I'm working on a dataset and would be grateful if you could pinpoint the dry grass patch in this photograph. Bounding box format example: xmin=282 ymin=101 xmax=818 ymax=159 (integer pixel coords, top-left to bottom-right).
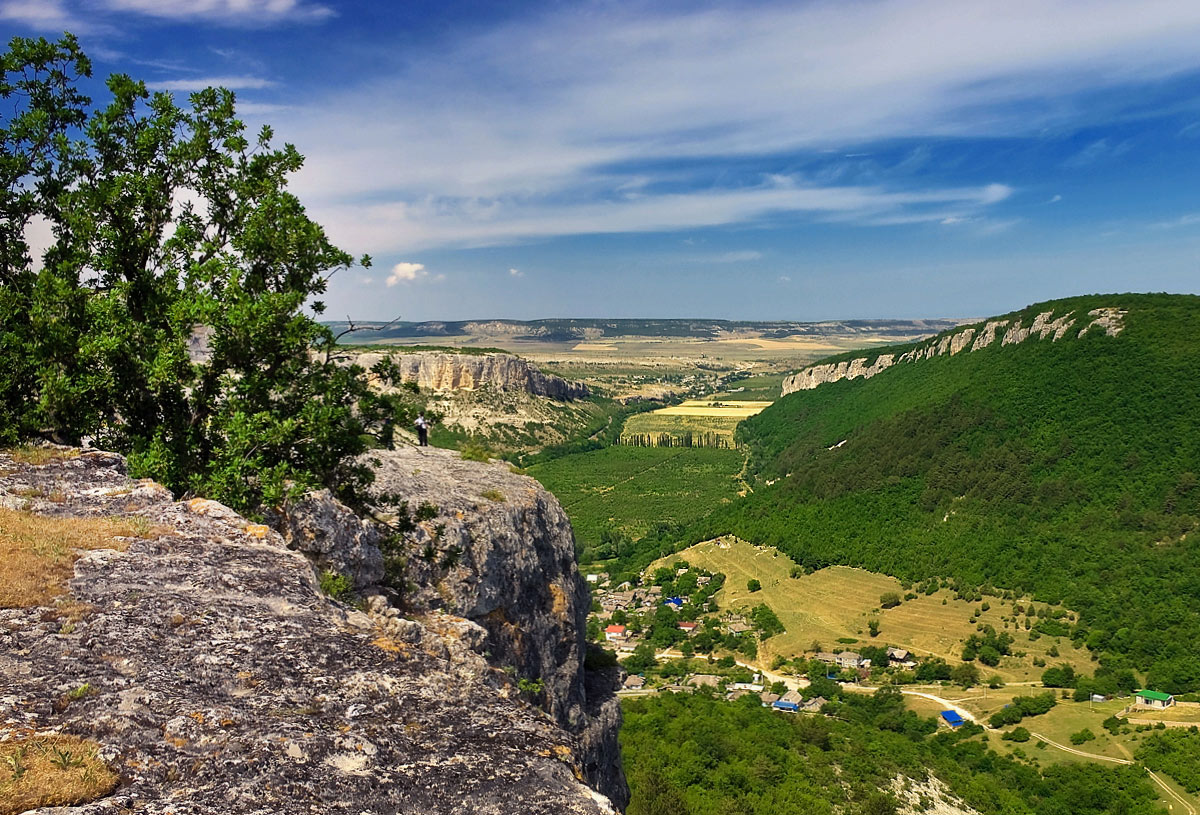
xmin=656 ymin=537 xmax=1089 ymax=680
xmin=0 ymin=734 xmax=118 ymax=814
xmin=4 ymin=446 xmax=79 ymax=466
xmin=0 ymin=507 xmax=150 ymax=608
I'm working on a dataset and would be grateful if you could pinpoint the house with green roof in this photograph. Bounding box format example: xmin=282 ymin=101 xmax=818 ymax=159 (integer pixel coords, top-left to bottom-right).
xmin=1134 ymin=689 xmax=1175 ymax=709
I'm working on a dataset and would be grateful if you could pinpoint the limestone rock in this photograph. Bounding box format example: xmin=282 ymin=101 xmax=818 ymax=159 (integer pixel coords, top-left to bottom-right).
xmin=353 ymin=351 xmax=590 ymax=401
xmin=782 ymin=306 xmax=1126 ymax=395
xmin=266 ymin=488 xmax=385 ymax=592
xmin=0 ymin=450 xmax=615 ymax=814
xmin=364 ymin=446 xmax=629 ymax=808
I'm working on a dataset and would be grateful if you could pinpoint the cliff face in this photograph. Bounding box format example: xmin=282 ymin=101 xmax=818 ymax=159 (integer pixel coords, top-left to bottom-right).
xmin=363 ymin=447 xmax=628 ymax=808
xmin=0 ymin=449 xmax=619 ymax=814
xmin=355 ymin=351 xmax=590 ymax=401
xmin=782 ymin=307 xmax=1126 ymax=394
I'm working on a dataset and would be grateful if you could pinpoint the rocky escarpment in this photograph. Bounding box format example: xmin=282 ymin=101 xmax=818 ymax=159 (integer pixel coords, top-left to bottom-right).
xmin=782 ymin=307 xmax=1127 ymax=394
xmin=0 ymin=450 xmax=617 ymax=814
xmin=360 ymin=448 xmax=628 ymax=808
xmin=355 ymin=351 xmax=590 ymax=401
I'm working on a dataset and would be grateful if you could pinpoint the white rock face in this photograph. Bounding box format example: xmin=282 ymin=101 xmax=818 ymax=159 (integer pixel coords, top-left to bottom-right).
xmin=782 ymin=307 xmax=1126 ymax=395
xmin=352 ymin=351 xmax=590 ymax=400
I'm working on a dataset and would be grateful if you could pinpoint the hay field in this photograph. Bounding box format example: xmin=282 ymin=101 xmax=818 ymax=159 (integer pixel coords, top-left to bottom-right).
xmin=621 ymin=400 xmax=771 ymax=444
xmin=655 ymin=400 xmax=772 ymax=417
xmin=654 ymin=537 xmax=1092 ymax=681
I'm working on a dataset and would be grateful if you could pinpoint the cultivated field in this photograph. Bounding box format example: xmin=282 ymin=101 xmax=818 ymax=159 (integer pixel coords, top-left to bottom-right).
xmin=655 ymin=537 xmax=1092 ymax=682
xmin=621 ymin=400 xmax=772 ymax=446
xmin=527 ymin=447 xmax=743 ymax=551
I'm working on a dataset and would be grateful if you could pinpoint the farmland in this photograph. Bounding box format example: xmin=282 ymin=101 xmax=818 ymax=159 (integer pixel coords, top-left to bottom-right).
xmin=526 ymin=446 xmax=743 ymax=557
xmin=620 ymin=400 xmax=772 ymax=447
xmin=654 ymin=537 xmax=1092 ymax=682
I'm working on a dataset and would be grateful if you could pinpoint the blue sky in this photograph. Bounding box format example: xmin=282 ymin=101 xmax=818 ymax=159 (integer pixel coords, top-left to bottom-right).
xmin=6 ymin=0 xmax=1200 ymax=321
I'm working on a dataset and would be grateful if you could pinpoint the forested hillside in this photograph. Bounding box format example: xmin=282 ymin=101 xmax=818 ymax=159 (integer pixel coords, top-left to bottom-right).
xmin=693 ymin=294 xmax=1200 ymax=690
xmin=622 ymin=690 xmax=1162 ymax=815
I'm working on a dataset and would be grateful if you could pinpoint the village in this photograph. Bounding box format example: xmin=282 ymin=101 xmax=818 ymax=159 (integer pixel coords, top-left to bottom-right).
xmin=587 ymin=561 xmax=925 ymax=715
xmin=585 ymin=561 xmax=1192 ymax=740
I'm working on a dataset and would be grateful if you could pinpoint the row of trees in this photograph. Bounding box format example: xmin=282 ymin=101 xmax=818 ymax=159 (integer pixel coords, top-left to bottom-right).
xmin=1 ymin=35 xmax=396 ymax=511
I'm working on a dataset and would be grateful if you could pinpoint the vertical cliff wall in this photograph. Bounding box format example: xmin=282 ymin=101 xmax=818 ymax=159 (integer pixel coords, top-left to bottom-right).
xmin=354 ymin=351 xmax=590 ymax=400
xmin=362 ymin=447 xmax=629 ymax=809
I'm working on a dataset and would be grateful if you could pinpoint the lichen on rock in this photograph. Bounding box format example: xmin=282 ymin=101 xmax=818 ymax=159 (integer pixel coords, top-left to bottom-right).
xmin=0 ymin=448 xmax=619 ymax=814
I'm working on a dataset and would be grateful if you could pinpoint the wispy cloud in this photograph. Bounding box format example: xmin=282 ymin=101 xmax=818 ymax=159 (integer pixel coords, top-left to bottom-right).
xmin=0 ymin=0 xmax=84 ymax=31
xmin=101 ymin=0 xmax=333 ymax=24
xmin=1063 ymin=138 xmax=1134 ymax=168
xmin=269 ymin=0 xmax=1200 ymax=253
xmin=1150 ymin=212 xmax=1200 ymax=230
xmin=508 ymin=268 xmax=523 ymax=277
xmin=146 ymin=76 xmax=276 ymax=92
xmin=709 ymin=250 xmax=763 ymax=263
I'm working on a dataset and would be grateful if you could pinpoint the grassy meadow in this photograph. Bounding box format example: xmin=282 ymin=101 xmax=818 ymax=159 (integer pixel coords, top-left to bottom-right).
xmin=655 ymin=537 xmax=1092 ymax=682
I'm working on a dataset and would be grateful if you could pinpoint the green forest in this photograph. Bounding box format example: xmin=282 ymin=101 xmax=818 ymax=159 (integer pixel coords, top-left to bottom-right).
xmin=622 ymin=689 xmax=1163 ymax=815
xmin=678 ymin=294 xmax=1200 ymax=691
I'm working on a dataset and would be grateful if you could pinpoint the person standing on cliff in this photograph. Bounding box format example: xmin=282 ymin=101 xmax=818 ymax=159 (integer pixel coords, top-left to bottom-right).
xmin=415 ymin=413 xmax=429 ymax=447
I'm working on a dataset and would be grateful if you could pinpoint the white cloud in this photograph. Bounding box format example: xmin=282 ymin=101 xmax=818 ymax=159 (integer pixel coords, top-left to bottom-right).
xmin=508 ymin=268 xmax=523 ymax=277
xmin=1048 ymin=194 xmax=1063 ymax=204
xmin=146 ymin=76 xmax=276 ymax=92
xmin=386 ymin=262 xmax=428 ymax=286
xmin=778 ymin=275 xmax=792 ymax=283
xmin=100 ymin=0 xmax=333 ymax=23
xmin=0 ymin=0 xmax=83 ymax=30
xmin=274 ymin=0 xmax=1200 ymax=253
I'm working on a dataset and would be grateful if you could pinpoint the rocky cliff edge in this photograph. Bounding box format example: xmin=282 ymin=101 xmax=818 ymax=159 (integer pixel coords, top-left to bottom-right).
xmin=355 ymin=352 xmax=590 ymax=401
xmin=0 ymin=448 xmax=618 ymax=814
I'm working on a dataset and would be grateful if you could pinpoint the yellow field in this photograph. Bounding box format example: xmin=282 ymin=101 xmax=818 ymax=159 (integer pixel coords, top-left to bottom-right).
xmin=655 ymin=537 xmax=1092 ymax=681
xmin=655 ymin=400 xmax=772 ymax=417
xmin=621 ymin=400 xmax=771 ymax=444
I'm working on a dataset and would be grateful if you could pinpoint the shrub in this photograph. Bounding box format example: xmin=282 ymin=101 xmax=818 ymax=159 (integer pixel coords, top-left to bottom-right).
xmin=747 ymin=579 xmax=762 ymax=592
xmin=319 ymin=570 xmax=354 ymax=602
xmin=1003 ymin=727 xmax=1032 ymax=742
xmin=1070 ymin=728 xmax=1096 ymax=745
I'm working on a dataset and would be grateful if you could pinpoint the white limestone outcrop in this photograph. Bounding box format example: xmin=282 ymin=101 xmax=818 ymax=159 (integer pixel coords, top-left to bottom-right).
xmin=782 ymin=308 xmax=1126 ymax=395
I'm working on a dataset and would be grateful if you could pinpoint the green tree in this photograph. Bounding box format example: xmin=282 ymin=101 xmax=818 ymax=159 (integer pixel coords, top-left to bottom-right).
xmin=747 ymin=578 xmax=762 ymax=592
xmin=1 ymin=35 xmax=392 ymax=511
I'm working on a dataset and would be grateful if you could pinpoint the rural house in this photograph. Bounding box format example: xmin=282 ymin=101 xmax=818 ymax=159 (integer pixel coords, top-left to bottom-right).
xmin=622 ymin=675 xmax=646 ymax=690
xmin=688 ymin=674 xmax=721 ymax=688
xmin=604 ymin=624 xmax=627 ymax=642
xmin=800 ymin=696 xmax=827 ymax=713
xmin=1134 ymin=689 xmax=1176 ymax=709
xmin=677 ymin=621 xmax=699 ymax=634
xmin=836 ymin=651 xmax=862 ymax=669
xmin=727 ymin=622 xmax=752 ymax=636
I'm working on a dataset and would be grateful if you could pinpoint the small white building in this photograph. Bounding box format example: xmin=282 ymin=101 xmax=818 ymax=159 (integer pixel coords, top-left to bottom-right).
xmin=1135 ymin=689 xmax=1176 ymax=709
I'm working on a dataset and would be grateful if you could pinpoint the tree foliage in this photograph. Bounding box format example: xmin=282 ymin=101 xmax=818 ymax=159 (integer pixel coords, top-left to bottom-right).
xmin=1 ymin=35 xmax=394 ymax=511
xmin=622 ymin=691 xmax=1161 ymax=815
